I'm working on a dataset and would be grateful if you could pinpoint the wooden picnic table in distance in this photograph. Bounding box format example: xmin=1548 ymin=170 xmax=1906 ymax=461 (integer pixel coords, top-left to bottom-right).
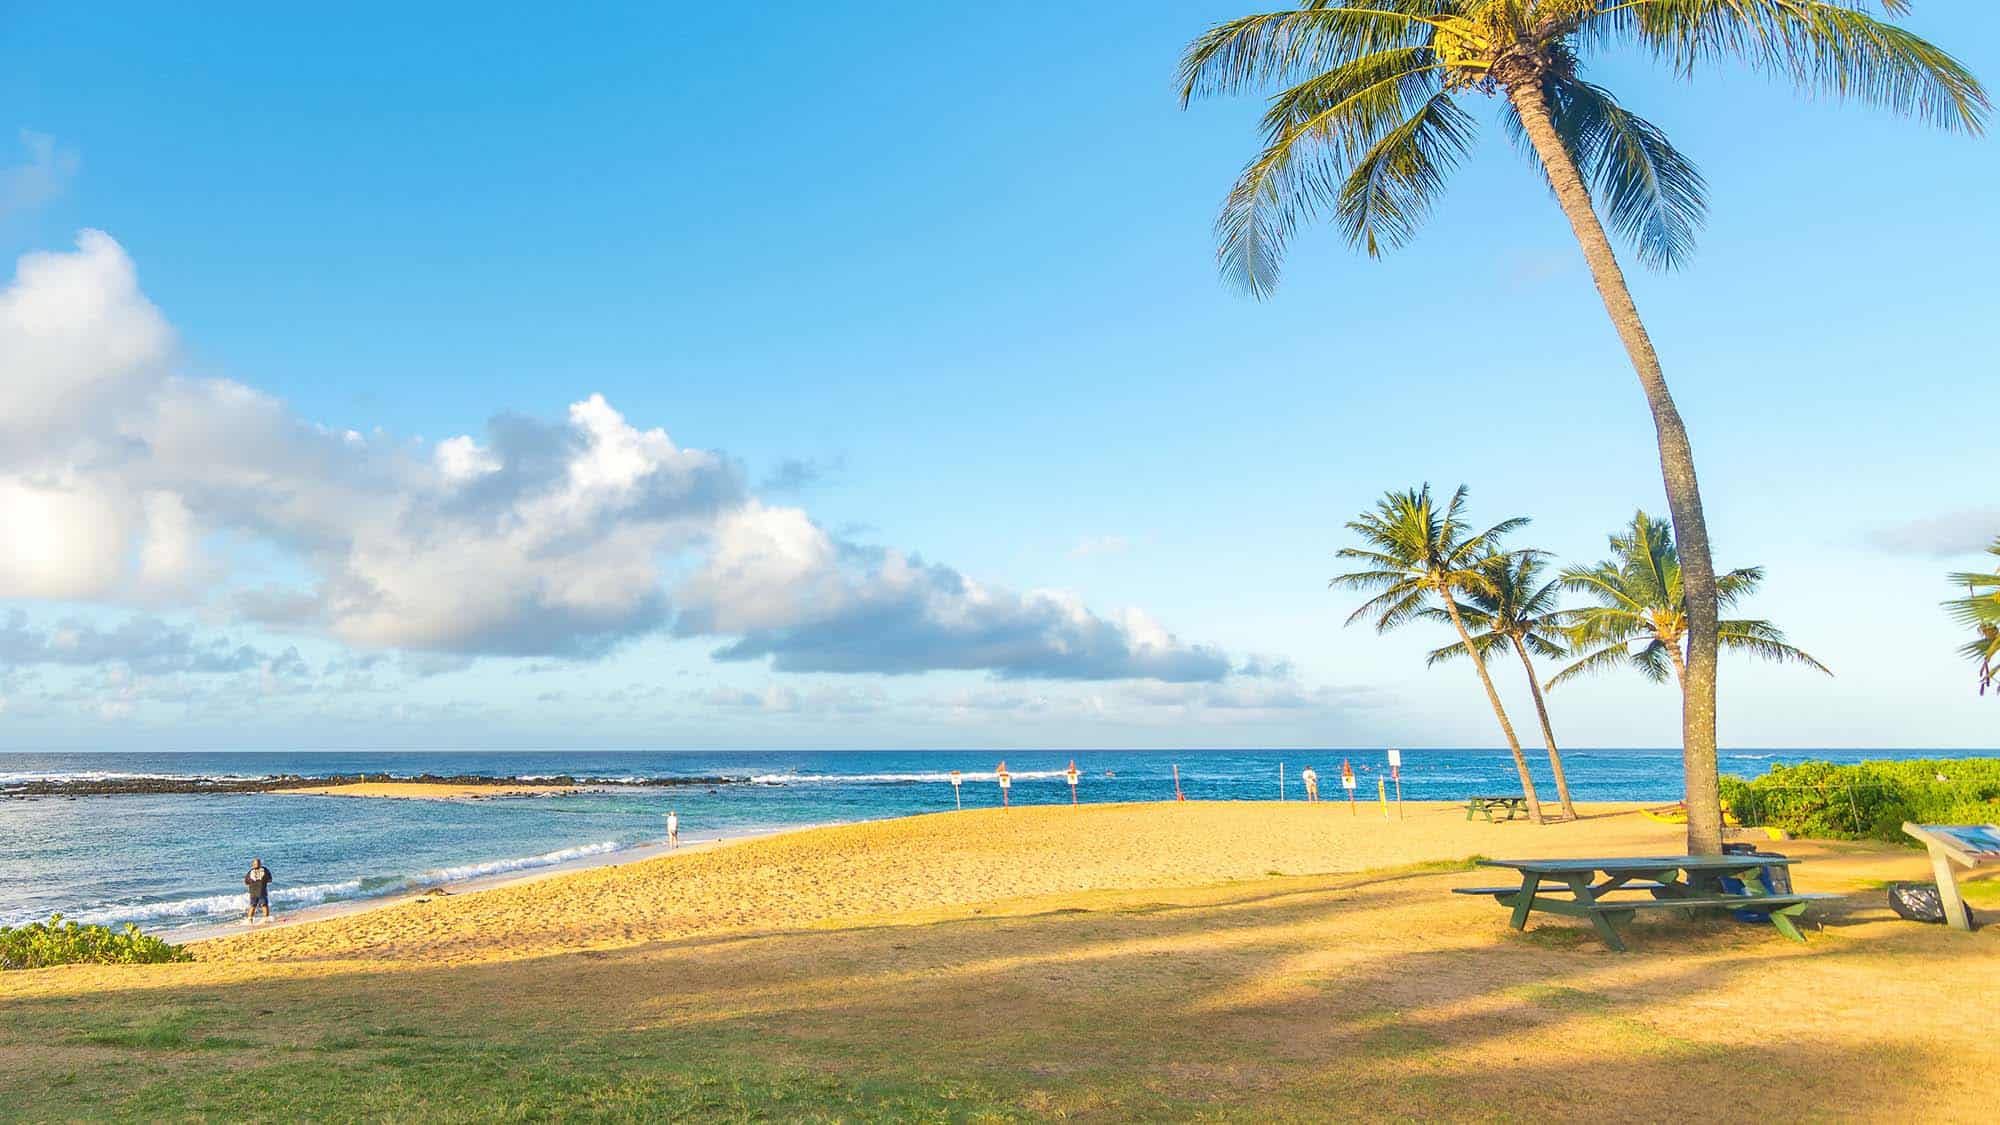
xmin=1465 ymin=796 xmax=1532 ymax=822
xmin=1453 ymin=855 xmax=1838 ymax=952
xmin=1902 ymin=823 xmax=2000 ymax=932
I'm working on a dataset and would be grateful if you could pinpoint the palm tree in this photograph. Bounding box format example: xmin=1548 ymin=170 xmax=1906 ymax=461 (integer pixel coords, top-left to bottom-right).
xmin=1332 ymin=485 xmax=1544 ymax=823
xmin=1178 ymin=3 xmax=1985 ymax=854
xmin=1552 ymin=512 xmax=1830 ymax=691
xmin=1424 ymin=550 xmax=1576 ymax=819
xmin=1945 ymin=537 xmax=2000 ymax=695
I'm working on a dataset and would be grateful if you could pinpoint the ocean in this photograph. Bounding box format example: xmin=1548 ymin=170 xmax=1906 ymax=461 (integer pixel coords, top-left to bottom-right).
xmin=0 ymin=748 xmax=1985 ymax=934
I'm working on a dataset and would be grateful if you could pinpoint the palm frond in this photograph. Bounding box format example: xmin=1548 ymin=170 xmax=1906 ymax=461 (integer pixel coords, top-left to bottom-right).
xmin=1631 ymin=637 xmax=1676 ymax=682
xmin=1505 ymin=75 xmax=1708 ymax=270
xmin=1611 ymin=0 xmax=1990 ymax=132
xmin=1713 ymin=565 xmax=1765 ymax=610
xmin=1559 ymin=562 xmax=1648 ymax=614
xmin=1336 ymin=90 xmax=1478 ymax=257
xmin=1215 ymin=50 xmax=1451 ymax=294
xmin=1178 ymin=5 xmax=1440 ymax=106
xmin=1425 ymin=627 xmax=1512 ymax=667
xmin=1718 ymin=619 xmax=1833 ymax=675
xmin=1547 ymin=640 xmax=1642 ymax=688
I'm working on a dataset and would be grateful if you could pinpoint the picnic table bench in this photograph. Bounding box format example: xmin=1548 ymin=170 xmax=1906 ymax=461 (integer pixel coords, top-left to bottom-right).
xmin=1465 ymin=796 xmax=1532 ymax=822
xmin=1902 ymin=823 xmax=2000 ymax=932
xmin=1453 ymin=856 xmax=1838 ymax=952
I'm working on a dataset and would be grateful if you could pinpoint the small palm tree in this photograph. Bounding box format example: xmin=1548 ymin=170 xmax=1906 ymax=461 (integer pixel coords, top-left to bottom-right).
xmin=1553 ymin=512 xmax=1830 ymax=689
xmin=1945 ymin=537 xmax=2000 ymax=695
xmin=1179 ymin=1 xmax=1984 ymax=853
xmin=1332 ymin=485 xmax=1545 ymax=823
xmin=1424 ymin=550 xmax=1576 ymax=819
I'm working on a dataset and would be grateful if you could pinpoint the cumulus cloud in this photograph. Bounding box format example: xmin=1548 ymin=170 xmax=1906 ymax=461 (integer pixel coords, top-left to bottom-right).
xmin=0 ymin=231 xmax=1251 ymax=683
xmin=1866 ymin=509 xmax=2000 ymax=558
xmin=675 ymin=503 xmax=1233 ymax=681
xmin=1 ymin=233 xmax=743 ymax=657
xmin=1 ymin=130 xmax=78 ymax=217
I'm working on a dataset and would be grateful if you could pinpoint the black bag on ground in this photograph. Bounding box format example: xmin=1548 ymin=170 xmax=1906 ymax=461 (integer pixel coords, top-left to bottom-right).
xmin=1888 ymin=881 xmax=1947 ymax=924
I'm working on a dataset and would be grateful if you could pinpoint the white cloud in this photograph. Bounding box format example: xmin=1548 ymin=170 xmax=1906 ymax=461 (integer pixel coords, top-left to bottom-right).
xmin=0 ymin=229 xmax=171 ymax=449
xmin=0 ymin=475 xmax=131 ymax=598
xmin=0 ymin=231 xmax=1252 ymax=682
xmin=676 ymin=504 xmax=1232 ymax=681
xmin=0 ymin=130 xmax=79 ymax=218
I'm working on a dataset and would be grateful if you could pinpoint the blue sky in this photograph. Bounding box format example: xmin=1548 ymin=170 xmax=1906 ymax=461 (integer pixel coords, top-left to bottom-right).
xmin=1 ymin=1 xmax=1993 ymax=750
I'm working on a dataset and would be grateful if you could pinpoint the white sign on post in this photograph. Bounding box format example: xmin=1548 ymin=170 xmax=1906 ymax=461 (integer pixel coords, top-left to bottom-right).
xmin=1387 ymin=749 xmax=1402 ymax=769
xmin=950 ymin=769 xmax=963 ymax=810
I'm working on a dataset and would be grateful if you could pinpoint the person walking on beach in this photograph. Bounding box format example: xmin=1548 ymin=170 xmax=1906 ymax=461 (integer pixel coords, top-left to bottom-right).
xmin=244 ymin=858 xmax=274 ymax=921
xmin=666 ymin=810 xmax=680 ymax=848
xmin=1301 ymin=767 xmax=1320 ymax=803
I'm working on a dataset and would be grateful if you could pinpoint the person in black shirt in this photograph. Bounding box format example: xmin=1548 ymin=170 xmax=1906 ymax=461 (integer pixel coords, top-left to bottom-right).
xmin=244 ymin=858 xmax=274 ymax=921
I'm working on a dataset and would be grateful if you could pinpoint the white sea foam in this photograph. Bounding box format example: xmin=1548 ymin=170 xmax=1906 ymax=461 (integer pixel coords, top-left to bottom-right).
xmin=415 ymin=841 xmax=620 ymax=884
xmin=66 ymin=841 xmax=625 ymax=928
xmin=72 ymin=878 xmax=366 ymax=925
xmin=0 ymin=770 xmax=269 ymax=784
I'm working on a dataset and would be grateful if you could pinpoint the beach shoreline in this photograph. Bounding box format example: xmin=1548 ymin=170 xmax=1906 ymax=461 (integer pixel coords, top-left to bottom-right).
xmin=163 ymin=824 xmax=805 ymax=945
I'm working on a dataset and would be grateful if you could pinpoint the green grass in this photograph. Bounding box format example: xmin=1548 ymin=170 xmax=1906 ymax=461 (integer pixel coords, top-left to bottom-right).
xmin=72 ymin=1009 xmax=255 ymax=1052
xmin=0 ymin=856 xmax=1978 ymax=1122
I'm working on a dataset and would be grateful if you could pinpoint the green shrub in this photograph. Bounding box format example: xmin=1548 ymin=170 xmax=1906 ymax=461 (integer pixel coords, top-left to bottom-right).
xmin=0 ymin=915 xmax=194 ymax=970
xmin=1722 ymin=758 xmax=2000 ymax=842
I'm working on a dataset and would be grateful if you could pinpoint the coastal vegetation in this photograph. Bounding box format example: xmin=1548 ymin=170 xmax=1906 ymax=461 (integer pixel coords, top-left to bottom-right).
xmin=1552 ymin=511 xmax=1830 ymax=688
xmin=1333 ymin=485 xmax=1548 ymax=823
xmin=1179 ymin=0 xmax=1988 ymax=853
xmin=1721 ymin=758 xmax=2000 ymax=842
xmin=1946 ymin=537 xmax=2000 ymax=695
xmin=0 ymin=916 xmax=192 ymax=971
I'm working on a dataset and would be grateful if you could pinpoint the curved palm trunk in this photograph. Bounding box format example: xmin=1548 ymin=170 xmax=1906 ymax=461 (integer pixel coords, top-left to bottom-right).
xmin=1505 ymin=82 xmax=1723 ymax=855
xmin=1512 ymin=641 xmax=1575 ymax=820
xmin=1442 ymin=598 xmax=1543 ymax=823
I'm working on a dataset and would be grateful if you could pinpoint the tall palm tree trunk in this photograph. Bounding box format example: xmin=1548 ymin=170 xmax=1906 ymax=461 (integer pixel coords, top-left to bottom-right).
xmin=1512 ymin=641 xmax=1575 ymax=820
xmin=1505 ymin=81 xmax=1723 ymax=855
xmin=1442 ymin=598 xmax=1543 ymax=823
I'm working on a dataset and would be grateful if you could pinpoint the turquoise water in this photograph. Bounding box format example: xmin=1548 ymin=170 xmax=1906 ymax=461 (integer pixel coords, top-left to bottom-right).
xmin=0 ymin=749 xmax=1985 ymax=932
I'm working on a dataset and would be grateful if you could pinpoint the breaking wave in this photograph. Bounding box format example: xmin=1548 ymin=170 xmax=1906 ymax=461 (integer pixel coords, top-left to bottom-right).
xmin=0 ymin=770 xmax=269 ymax=784
xmin=62 ymin=840 xmax=625 ymax=929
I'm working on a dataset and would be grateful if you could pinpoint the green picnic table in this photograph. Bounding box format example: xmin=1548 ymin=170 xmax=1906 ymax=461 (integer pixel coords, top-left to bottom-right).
xmin=1453 ymin=855 xmax=1838 ymax=951
xmin=1465 ymin=796 xmax=1532 ymax=822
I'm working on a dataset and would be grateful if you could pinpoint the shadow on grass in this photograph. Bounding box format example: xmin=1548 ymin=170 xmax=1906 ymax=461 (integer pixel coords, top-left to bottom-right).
xmin=2 ymin=864 xmax=1992 ymax=1120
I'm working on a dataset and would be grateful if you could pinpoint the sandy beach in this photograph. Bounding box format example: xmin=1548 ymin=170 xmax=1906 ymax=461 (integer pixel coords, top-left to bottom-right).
xmin=6 ymin=801 xmax=1996 ymax=1120
xmin=180 ymin=799 xmax=1931 ymax=966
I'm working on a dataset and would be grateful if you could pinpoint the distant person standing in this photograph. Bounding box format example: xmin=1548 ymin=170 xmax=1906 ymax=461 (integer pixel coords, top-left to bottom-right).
xmin=666 ymin=810 xmax=680 ymax=848
xmin=244 ymin=858 xmax=274 ymax=921
xmin=1301 ymin=767 xmax=1320 ymax=803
